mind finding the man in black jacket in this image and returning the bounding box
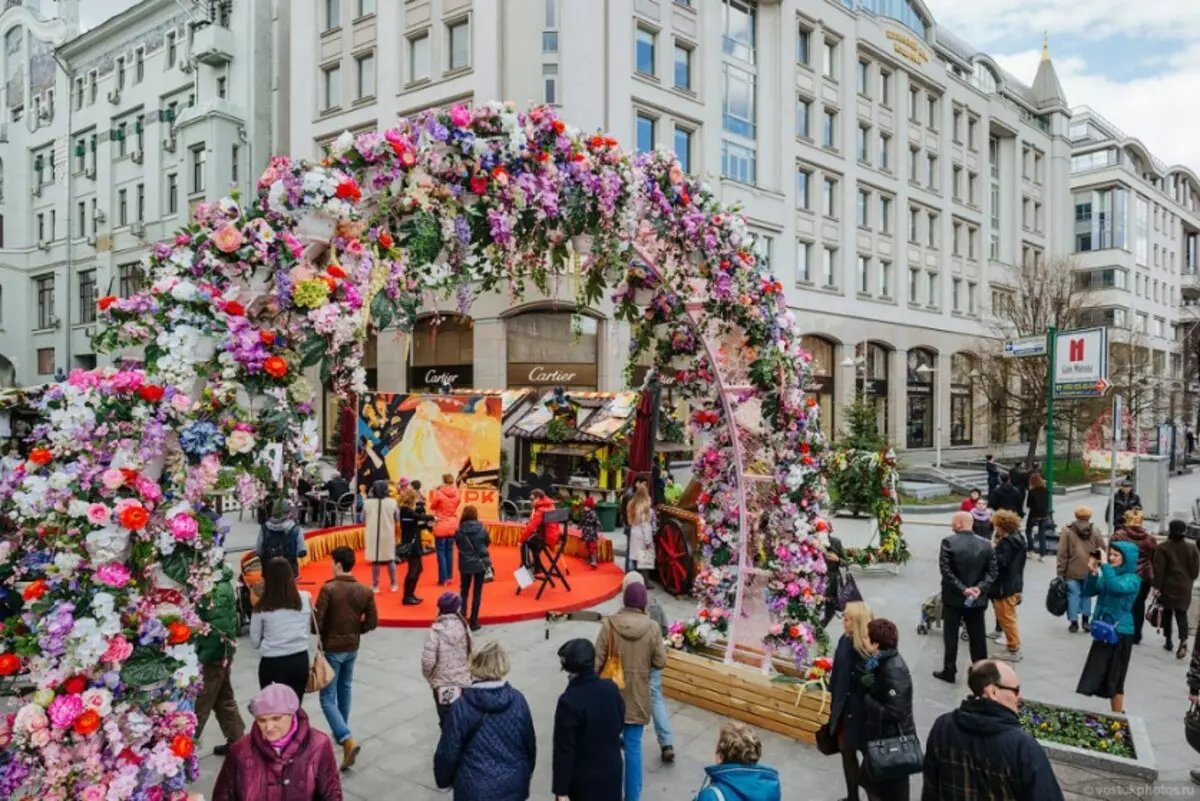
[934,512,998,684]
[987,474,1023,516]
[1108,479,1142,529]
[984,453,1000,495]
[552,638,625,801]
[923,660,1065,800]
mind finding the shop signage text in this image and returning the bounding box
[408,365,474,390]
[508,363,598,388]
[887,30,929,66]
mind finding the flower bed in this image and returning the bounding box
[1019,700,1136,760]
[828,448,909,568]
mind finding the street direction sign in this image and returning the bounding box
[1003,336,1047,358]
[1053,326,1110,398]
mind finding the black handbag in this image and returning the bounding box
[862,732,924,783]
[815,722,839,756]
[837,571,863,610]
[1045,577,1068,617]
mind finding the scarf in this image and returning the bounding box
[270,716,299,752]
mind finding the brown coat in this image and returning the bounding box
[313,575,378,653]
[1153,537,1200,610]
[593,607,666,726]
[1110,526,1158,582]
[1057,519,1105,581]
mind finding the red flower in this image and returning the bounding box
[799,443,810,454]
[603,136,618,147]
[259,331,276,346]
[264,356,288,379]
[571,152,586,162]
[118,747,142,764]
[63,675,87,695]
[166,622,191,645]
[119,468,139,485]
[97,295,118,311]
[788,625,800,638]
[589,135,604,149]
[22,580,48,602]
[326,264,346,279]
[73,710,101,736]
[170,735,195,759]
[378,232,393,249]
[534,151,550,162]
[321,276,337,292]
[118,505,149,530]
[815,656,833,672]
[28,448,52,466]
[225,301,245,317]
[137,385,164,403]
[680,189,691,205]
[551,119,565,134]
[335,180,361,202]
[0,653,20,676]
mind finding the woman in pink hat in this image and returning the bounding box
[211,683,343,800]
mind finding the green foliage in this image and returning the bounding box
[119,647,177,687]
[160,547,198,586]
[300,336,327,368]
[1019,701,1135,759]
[400,210,444,267]
[826,454,878,518]
[545,418,573,443]
[840,398,887,451]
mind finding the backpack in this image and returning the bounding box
[261,520,297,562]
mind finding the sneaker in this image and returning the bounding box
[371,586,380,594]
[340,737,361,771]
[1178,643,1189,660]
[994,649,1022,662]
[987,630,1004,641]
[932,670,955,684]
[661,745,675,763]
[1068,621,1079,633]
[391,585,400,593]
[470,623,482,633]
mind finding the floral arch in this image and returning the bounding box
[0,102,828,798]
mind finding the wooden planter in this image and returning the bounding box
[661,647,830,744]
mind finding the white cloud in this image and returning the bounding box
[923,0,1200,47]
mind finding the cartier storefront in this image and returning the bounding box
[505,311,599,391]
[409,315,475,392]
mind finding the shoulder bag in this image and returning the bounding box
[1090,611,1121,645]
[1146,591,1164,630]
[306,603,334,694]
[395,510,415,560]
[462,529,495,583]
[598,621,625,689]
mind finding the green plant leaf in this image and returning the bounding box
[300,336,327,368]
[370,291,394,331]
[160,547,197,585]
[120,647,176,687]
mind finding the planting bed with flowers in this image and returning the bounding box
[1019,701,1136,760]
[828,448,910,568]
[0,101,830,797]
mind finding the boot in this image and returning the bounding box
[1068,620,1079,633]
[1081,615,1091,633]
[1178,642,1189,660]
[661,745,675,763]
[1165,640,1175,652]
[341,737,361,771]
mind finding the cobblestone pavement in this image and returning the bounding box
[194,476,1200,800]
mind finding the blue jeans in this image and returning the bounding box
[1066,578,1093,622]
[1026,517,1049,556]
[436,537,455,583]
[319,650,357,744]
[649,669,673,747]
[623,723,644,801]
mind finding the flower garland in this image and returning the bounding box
[0,102,832,797]
[829,449,910,568]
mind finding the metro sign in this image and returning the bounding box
[1053,327,1110,398]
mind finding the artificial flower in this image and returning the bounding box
[73,709,101,736]
[166,622,191,645]
[0,653,20,676]
[28,448,52,466]
[22,580,47,601]
[212,224,244,253]
[117,505,150,530]
[138,384,165,403]
[171,734,195,759]
[263,356,288,379]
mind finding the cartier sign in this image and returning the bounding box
[508,362,598,388]
[886,29,929,66]
[408,365,473,391]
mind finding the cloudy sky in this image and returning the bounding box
[65,0,1200,170]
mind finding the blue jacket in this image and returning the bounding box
[434,681,537,801]
[1082,541,1142,635]
[694,764,782,801]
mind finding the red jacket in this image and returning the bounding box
[521,496,561,548]
[430,484,461,539]
[959,499,976,512]
[212,711,343,801]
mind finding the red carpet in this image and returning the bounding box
[296,545,625,627]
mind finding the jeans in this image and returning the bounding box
[461,571,484,627]
[1026,517,1048,557]
[1065,578,1093,621]
[942,604,987,675]
[319,650,358,745]
[436,537,455,583]
[370,560,397,590]
[649,669,673,747]
[623,723,644,801]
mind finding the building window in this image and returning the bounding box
[324,0,340,30]
[321,64,341,109]
[36,213,44,242]
[720,140,756,184]
[822,109,836,149]
[191,146,206,194]
[968,172,977,205]
[823,247,837,287]
[166,31,177,68]
[952,109,962,142]
[858,255,870,293]
[117,123,127,158]
[119,188,128,226]
[134,182,144,221]
[674,127,692,173]
[542,31,558,53]
[909,207,919,243]
[448,20,470,71]
[927,273,937,307]
[119,263,144,297]
[90,199,97,234]
[722,65,755,137]
[135,49,144,83]
[636,113,655,153]
[543,63,558,104]
[823,176,838,217]
[796,240,810,282]
[909,86,919,122]
[36,276,55,329]
[953,222,962,256]
[356,52,375,99]
[167,173,178,214]
[636,28,656,76]
[674,43,691,90]
[908,268,919,303]
[952,277,962,311]
[796,167,811,209]
[76,201,86,235]
[722,0,756,64]
[967,117,978,149]
[856,187,869,227]
[116,57,125,90]
[545,0,558,26]
[909,147,920,182]
[952,166,962,200]
[879,133,890,170]
[409,32,430,82]
[927,211,938,248]
[822,39,837,79]
[37,348,55,375]
[879,70,891,105]
[796,97,811,138]
[216,76,227,98]
[879,196,891,233]
[926,154,938,190]
[856,59,869,95]
[79,270,97,324]
[857,124,869,162]
[358,0,375,16]
[796,24,810,65]
[967,282,977,314]
[879,260,891,296]
[926,95,938,130]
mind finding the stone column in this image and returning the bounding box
[474,317,506,389]
[889,348,908,448]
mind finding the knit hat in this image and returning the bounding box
[1124,509,1144,527]
[1074,506,1093,520]
[558,638,596,674]
[622,571,645,590]
[623,581,648,610]
[437,592,461,615]
[249,683,299,717]
[583,497,596,509]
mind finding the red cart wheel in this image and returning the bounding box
[655,519,694,597]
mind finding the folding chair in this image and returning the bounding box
[534,509,572,601]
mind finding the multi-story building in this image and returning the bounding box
[1068,106,1195,424]
[0,0,274,387]
[284,0,1079,455]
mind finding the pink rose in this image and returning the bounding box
[30,728,50,748]
[175,233,192,246]
[48,694,83,729]
[81,786,107,801]
[212,224,244,253]
[257,166,278,189]
[170,393,192,412]
[110,371,144,393]
[169,514,199,542]
[101,635,133,664]
[768,623,784,635]
[86,503,112,526]
[135,476,162,503]
[95,563,132,588]
[100,469,126,490]
[449,104,472,128]
[786,581,801,597]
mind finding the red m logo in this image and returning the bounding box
[1068,339,1085,362]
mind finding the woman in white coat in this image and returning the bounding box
[363,479,399,592]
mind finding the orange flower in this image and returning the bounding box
[97,295,118,311]
[321,276,337,292]
[166,622,191,645]
[788,625,800,638]
[378,232,393,249]
[22,580,48,602]
[551,119,565,134]
[263,356,288,379]
[28,448,52,466]
[171,735,194,759]
[0,653,20,676]
[259,331,276,346]
[73,710,102,736]
[118,505,149,530]
[326,264,346,279]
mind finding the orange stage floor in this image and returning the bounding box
[294,539,625,628]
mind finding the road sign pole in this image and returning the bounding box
[1108,395,1122,527]
[1045,326,1056,517]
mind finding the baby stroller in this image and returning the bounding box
[917,592,969,640]
[235,551,264,636]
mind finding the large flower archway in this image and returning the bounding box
[0,103,829,798]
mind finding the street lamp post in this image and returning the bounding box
[917,363,941,468]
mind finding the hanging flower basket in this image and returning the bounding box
[295,210,337,242]
[570,233,593,257]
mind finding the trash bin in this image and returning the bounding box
[595,501,619,532]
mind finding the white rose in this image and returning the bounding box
[226,430,256,455]
[170,281,198,302]
[331,130,355,156]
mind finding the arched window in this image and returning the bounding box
[800,335,836,435]
[906,348,936,449]
[852,341,891,439]
[410,315,474,391]
[950,353,976,445]
[973,61,997,95]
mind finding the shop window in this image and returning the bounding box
[506,312,598,390]
[800,335,835,436]
[410,315,475,391]
[905,348,935,449]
